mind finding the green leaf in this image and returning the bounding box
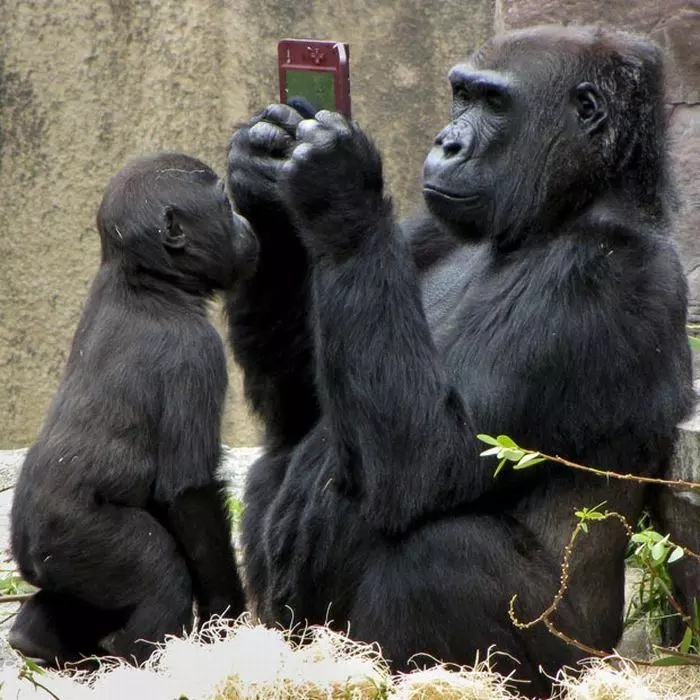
[496,435,518,449]
[680,626,693,654]
[480,447,501,457]
[494,458,508,479]
[688,335,700,350]
[476,434,500,446]
[513,454,546,470]
[668,546,685,564]
[501,448,525,462]
[22,658,44,675]
[652,654,695,667]
[580,522,589,533]
[651,540,668,562]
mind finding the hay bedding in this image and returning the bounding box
[0,619,698,699]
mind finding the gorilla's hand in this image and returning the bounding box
[282,111,387,257]
[227,104,304,230]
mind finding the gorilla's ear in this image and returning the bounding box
[573,82,607,135]
[161,207,187,250]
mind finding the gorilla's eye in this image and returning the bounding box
[573,82,606,128]
[452,84,472,103]
[577,94,596,119]
[482,88,508,111]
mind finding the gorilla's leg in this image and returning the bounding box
[9,590,126,664]
[347,516,586,698]
[12,505,193,665]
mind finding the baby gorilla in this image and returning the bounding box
[9,153,256,666]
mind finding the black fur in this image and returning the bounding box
[227,27,694,697]
[10,153,256,665]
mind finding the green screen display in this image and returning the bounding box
[285,69,335,112]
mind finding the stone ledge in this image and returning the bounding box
[1,415,698,494]
[0,446,262,497]
[672,406,700,495]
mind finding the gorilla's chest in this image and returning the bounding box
[420,242,564,388]
[420,243,487,351]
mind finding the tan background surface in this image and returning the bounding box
[0,0,492,447]
[2,1,698,448]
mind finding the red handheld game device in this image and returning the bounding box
[278,39,351,118]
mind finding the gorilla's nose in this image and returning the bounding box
[433,126,474,160]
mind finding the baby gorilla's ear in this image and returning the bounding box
[161,206,187,250]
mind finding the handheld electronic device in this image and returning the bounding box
[278,39,351,117]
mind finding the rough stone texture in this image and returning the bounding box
[0,0,493,449]
[657,395,700,643]
[669,105,700,326]
[496,1,700,364]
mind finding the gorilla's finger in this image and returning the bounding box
[287,142,315,166]
[314,110,351,135]
[286,96,319,120]
[248,121,293,154]
[296,119,336,149]
[263,104,305,134]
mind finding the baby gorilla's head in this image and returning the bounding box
[98,152,257,293]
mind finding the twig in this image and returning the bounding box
[509,509,700,663]
[0,593,33,604]
[654,647,700,665]
[535,450,700,492]
[543,619,610,659]
[18,666,61,700]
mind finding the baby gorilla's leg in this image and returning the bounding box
[12,505,193,666]
[9,590,127,665]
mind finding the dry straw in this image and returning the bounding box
[554,657,700,700]
[0,618,699,699]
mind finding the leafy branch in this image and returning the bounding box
[478,433,700,494]
[478,433,700,665]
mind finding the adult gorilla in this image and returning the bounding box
[227,26,694,695]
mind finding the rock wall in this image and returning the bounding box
[0,0,492,447]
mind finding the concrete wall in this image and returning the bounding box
[2,1,699,448]
[0,0,492,448]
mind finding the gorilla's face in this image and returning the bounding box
[423,33,610,242]
[423,65,515,240]
[204,179,259,287]
[98,155,259,293]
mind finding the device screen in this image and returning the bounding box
[284,69,336,113]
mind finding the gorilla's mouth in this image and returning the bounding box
[423,185,480,205]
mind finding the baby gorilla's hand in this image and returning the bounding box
[282,111,387,258]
